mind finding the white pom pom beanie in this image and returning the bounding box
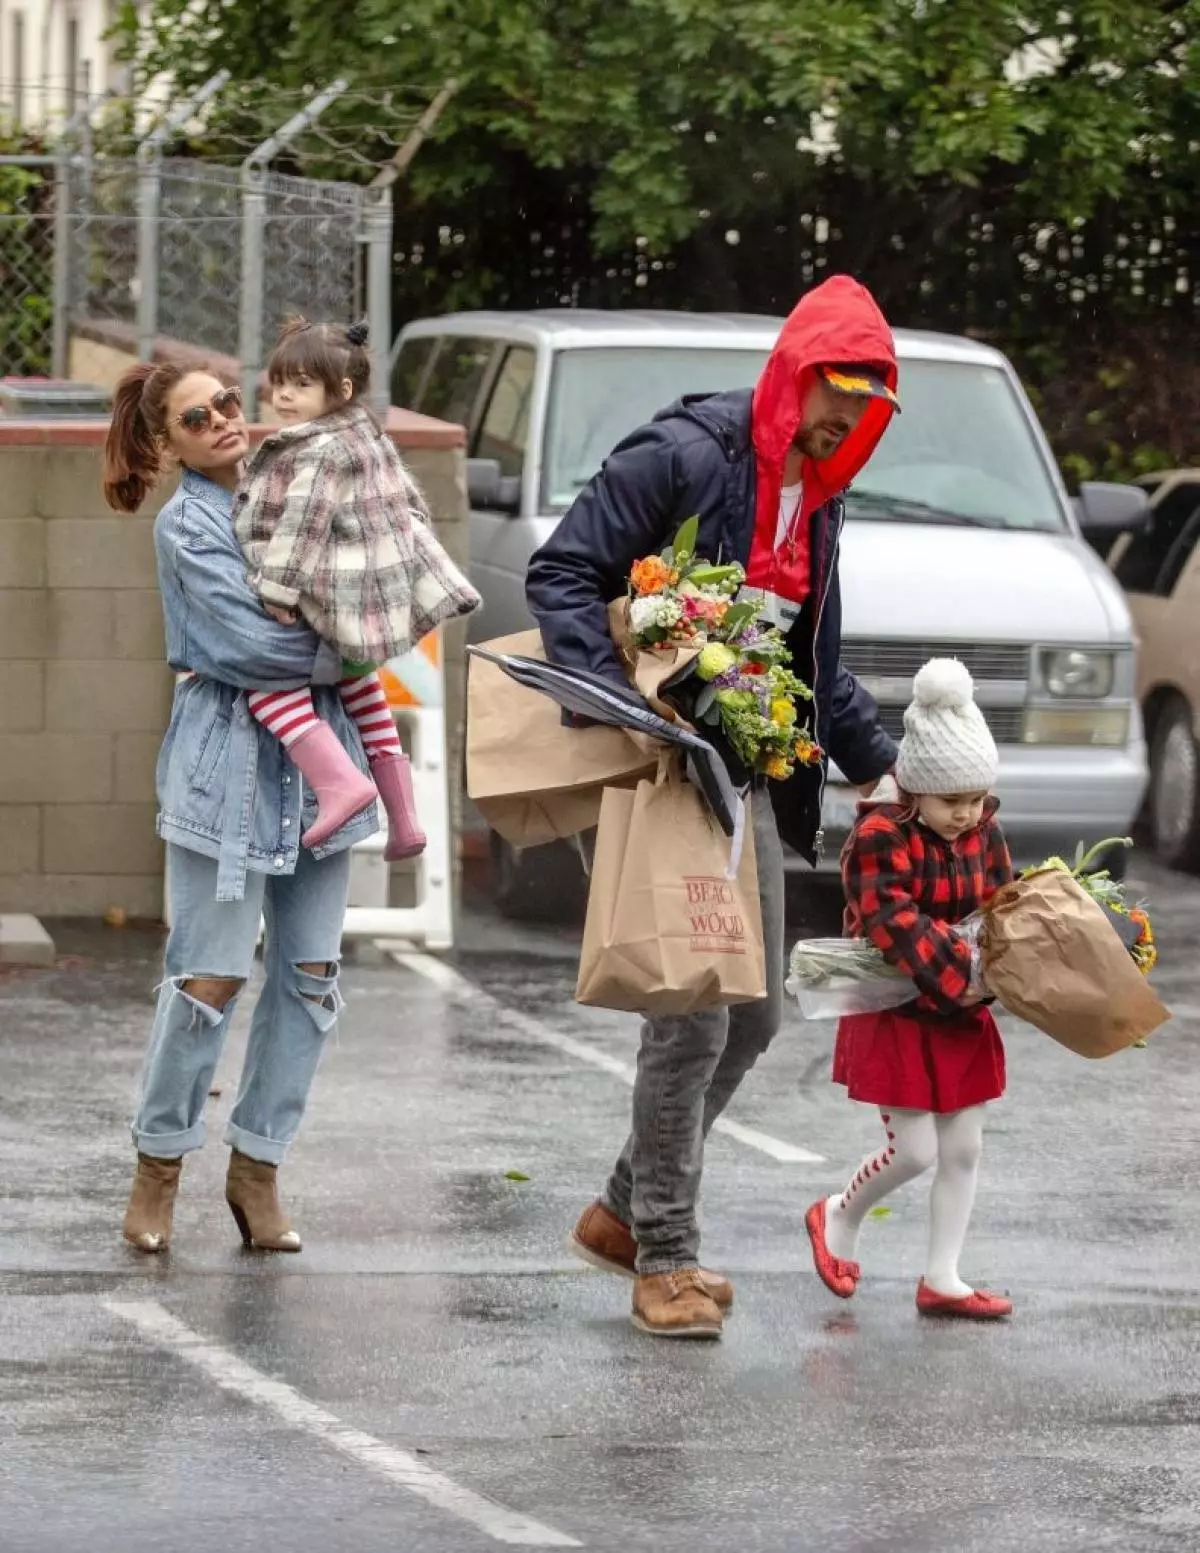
[894,658,999,796]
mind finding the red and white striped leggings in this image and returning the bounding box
[246,673,402,763]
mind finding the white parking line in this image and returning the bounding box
[386,949,825,1165]
[104,1300,580,1549]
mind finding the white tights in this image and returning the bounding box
[823,1106,986,1298]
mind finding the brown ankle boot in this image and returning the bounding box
[225,1149,301,1252]
[569,1200,735,1310]
[632,1269,724,1339]
[123,1153,182,1253]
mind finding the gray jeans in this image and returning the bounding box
[600,795,786,1274]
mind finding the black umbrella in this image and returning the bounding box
[467,646,742,836]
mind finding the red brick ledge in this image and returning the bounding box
[0,414,464,449]
[63,316,466,451]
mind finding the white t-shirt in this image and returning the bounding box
[775,481,804,551]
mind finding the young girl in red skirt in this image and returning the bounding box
[806,658,1015,1320]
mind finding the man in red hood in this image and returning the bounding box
[527,275,900,1340]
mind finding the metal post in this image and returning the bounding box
[135,148,161,363]
[238,79,348,418]
[51,147,71,378]
[379,79,459,185]
[238,163,267,411]
[363,185,393,420]
[361,81,457,416]
[49,90,107,379]
[136,72,229,363]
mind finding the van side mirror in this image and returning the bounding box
[467,457,522,514]
[1072,482,1150,549]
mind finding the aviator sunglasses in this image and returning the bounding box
[169,385,244,434]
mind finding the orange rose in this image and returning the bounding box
[630,557,677,596]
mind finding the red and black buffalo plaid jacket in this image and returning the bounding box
[841,799,1013,1017]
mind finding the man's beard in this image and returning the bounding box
[795,423,849,458]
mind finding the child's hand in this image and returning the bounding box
[265,604,298,626]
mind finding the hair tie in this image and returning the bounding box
[346,323,369,347]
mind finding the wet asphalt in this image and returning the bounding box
[1,856,1198,1553]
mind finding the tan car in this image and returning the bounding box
[1110,470,1200,868]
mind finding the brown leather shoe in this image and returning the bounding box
[225,1149,301,1252]
[632,1269,723,1339]
[123,1153,182,1253]
[569,1199,734,1310]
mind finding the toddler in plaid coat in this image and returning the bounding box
[235,318,480,859]
[805,658,1017,1320]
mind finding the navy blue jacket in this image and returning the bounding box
[525,388,897,863]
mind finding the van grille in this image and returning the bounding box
[842,641,1029,682]
[876,704,1025,746]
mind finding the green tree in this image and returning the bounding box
[119,0,1200,251]
[116,0,1200,477]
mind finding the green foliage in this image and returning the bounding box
[118,0,1200,247]
[116,0,1200,479]
[0,126,54,376]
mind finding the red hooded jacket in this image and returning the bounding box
[747,276,898,600]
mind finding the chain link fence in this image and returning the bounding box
[0,159,58,375]
[0,79,454,413]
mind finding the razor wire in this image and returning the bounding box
[4,78,454,407]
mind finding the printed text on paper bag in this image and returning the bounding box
[684,877,748,955]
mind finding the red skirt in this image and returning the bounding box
[832,1005,1006,1113]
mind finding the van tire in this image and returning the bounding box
[490,832,587,922]
[1148,698,1200,872]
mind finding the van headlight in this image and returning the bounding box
[1039,648,1115,699]
[1022,708,1129,747]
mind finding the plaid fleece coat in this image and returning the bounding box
[841,799,1013,1016]
[236,404,481,664]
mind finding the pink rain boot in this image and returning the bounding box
[371,753,427,861]
[288,723,379,849]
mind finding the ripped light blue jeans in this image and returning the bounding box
[133,842,351,1165]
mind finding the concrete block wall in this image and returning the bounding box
[0,426,173,917]
[0,407,469,919]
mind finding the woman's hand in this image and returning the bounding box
[265,604,298,626]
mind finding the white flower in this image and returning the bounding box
[630,594,683,634]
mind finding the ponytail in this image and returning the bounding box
[102,360,185,513]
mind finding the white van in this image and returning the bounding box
[392,311,1148,904]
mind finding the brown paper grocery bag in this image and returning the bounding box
[576,771,766,1016]
[479,781,612,849]
[981,869,1169,1057]
[467,626,657,841]
[607,597,700,722]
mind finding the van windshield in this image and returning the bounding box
[846,360,1067,532]
[542,347,1067,533]
[543,347,765,511]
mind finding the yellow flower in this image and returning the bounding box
[770,697,796,726]
[765,755,792,781]
[793,735,823,767]
[697,642,738,682]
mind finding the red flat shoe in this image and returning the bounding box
[916,1279,1012,1320]
[805,1200,860,1299]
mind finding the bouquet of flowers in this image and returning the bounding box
[1030,838,1157,974]
[625,518,822,781]
[787,837,1161,1048]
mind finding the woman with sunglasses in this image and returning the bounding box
[102,362,376,1255]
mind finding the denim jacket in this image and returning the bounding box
[155,468,379,902]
